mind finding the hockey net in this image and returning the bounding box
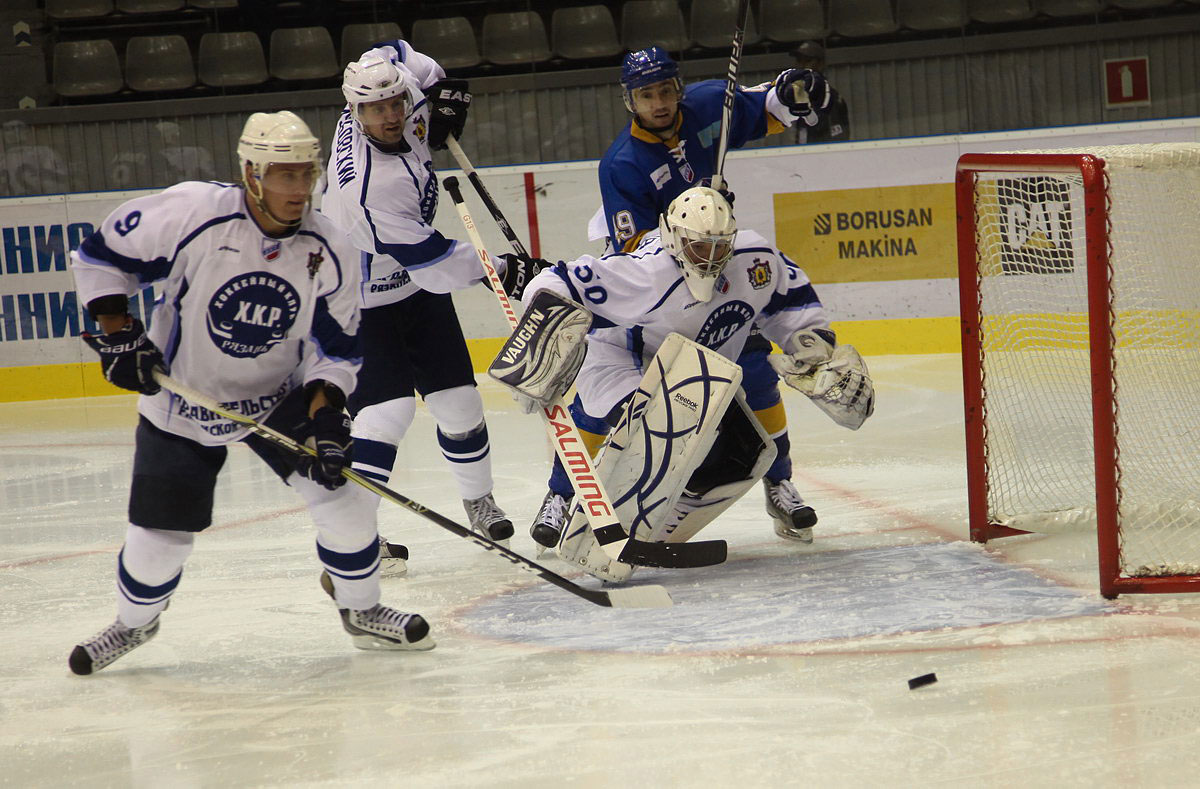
[956,143,1200,598]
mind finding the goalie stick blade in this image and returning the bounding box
[596,584,674,609]
[617,537,728,569]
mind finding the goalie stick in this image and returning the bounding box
[711,0,750,194]
[442,173,727,570]
[151,371,673,609]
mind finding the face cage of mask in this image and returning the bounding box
[675,228,735,277]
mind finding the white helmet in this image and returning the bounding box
[658,186,737,302]
[237,110,321,177]
[236,111,321,226]
[342,53,413,127]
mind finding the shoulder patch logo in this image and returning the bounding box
[748,258,771,289]
[261,238,281,261]
[306,249,323,279]
[206,272,301,359]
[414,117,427,143]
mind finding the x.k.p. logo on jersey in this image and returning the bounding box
[206,273,301,358]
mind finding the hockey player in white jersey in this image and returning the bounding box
[320,41,548,550]
[67,111,433,676]
[496,187,874,550]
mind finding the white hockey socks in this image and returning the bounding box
[117,525,194,628]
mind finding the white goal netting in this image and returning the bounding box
[969,143,1200,578]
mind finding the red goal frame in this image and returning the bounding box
[955,151,1200,598]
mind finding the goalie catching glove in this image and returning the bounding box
[81,316,164,395]
[770,328,874,430]
[488,289,593,412]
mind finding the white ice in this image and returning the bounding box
[4,354,1200,787]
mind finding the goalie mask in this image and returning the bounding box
[659,187,737,303]
[342,53,415,141]
[237,111,321,228]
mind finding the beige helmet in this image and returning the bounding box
[658,186,737,302]
[236,110,321,226]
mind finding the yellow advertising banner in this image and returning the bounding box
[774,183,957,283]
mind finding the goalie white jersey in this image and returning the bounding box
[319,41,482,307]
[524,229,831,414]
[70,181,363,445]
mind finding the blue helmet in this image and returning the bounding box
[620,47,682,112]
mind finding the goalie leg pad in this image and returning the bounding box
[488,290,592,408]
[597,333,744,542]
[654,393,777,544]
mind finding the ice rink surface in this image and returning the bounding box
[4,354,1200,787]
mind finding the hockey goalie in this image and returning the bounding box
[489,186,874,580]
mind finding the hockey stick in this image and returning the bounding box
[442,174,727,570]
[446,136,531,260]
[711,0,751,193]
[151,372,673,609]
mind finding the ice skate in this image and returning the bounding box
[530,491,572,554]
[377,535,408,577]
[319,572,434,651]
[464,492,514,546]
[69,615,161,676]
[764,478,817,543]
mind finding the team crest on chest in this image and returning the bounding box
[748,259,771,289]
[261,238,281,261]
[715,273,730,295]
[696,300,754,350]
[206,272,301,359]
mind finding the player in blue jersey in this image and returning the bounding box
[532,47,837,549]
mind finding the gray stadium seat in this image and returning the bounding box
[410,17,481,70]
[758,0,828,43]
[482,11,552,66]
[898,0,967,30]
[45,0,113,19]
[116,0,184,12]
[551,5,621,60]
[125,35,195,92]
[621,0,690,52]
[830,0,899,37]
[340,22,402,65]
[967,0,1036,22]
[690,0,761,49]
[1036,0,1101,14]
[198,32,267,86]
[269,26,339,81]
[1107,0,1172,8]
[53,39,123,97]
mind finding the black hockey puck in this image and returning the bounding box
[908,673,937,690]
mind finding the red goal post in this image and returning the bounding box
[955,145,1200,599]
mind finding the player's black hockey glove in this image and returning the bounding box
[297,406,352,490]
[81,317,164,395]
[497,252,552,301]
[426,79,472,150]
[775,68,832,125]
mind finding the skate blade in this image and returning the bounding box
[350,632,436,651]
[773,519,814,544]
[379,558,409,578]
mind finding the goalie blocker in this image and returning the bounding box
[488,290,592,410]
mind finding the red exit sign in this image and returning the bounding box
[1104,56,1150,109]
